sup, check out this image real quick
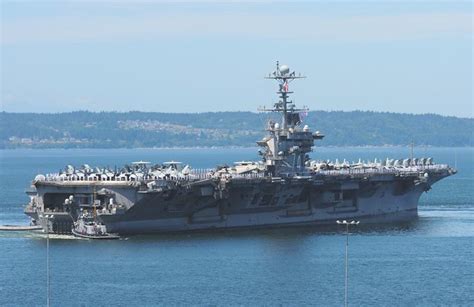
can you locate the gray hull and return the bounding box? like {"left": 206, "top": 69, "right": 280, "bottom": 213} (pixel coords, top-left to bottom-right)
{"left": 102, "top": 184, "right": 423, "bottom": 234}
{"left": 25, "top": 165, "right": 453, "bottom": 235}
{"left": 106, "top": 208, "right": 419, "bottom": 234}
{"left": 26, "top": 165, "right": 454, "bottom": 235}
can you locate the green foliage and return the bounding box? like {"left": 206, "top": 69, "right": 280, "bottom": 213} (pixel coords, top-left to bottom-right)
{"left": 0, "top": 111, "right": 472, "bottom": 148}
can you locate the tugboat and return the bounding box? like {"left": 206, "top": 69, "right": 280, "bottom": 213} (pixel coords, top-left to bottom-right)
{"left": 72, "top": 210, "right": 120, "bottom": 239}
{"left": 71, "top": 188, "right": 120, "bottom": 239}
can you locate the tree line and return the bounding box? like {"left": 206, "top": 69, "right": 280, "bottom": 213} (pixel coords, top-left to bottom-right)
{"left": 1, "top": 110, "right": 472, "bottom": 148}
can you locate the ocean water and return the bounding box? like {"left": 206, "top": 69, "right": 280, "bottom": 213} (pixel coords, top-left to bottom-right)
{"left": 0, "top": 147, "right": 472, "bottom": 306}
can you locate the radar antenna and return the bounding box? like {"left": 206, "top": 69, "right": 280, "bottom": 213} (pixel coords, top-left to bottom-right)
{"left": 261, "top": 61, "right": 307, "bottom": 130}
{"left": 257, "top": 62, "right": 323, "bottom": 176}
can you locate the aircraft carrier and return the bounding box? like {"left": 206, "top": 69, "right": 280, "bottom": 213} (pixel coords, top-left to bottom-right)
{"left": 24, "top": 62, "right": 456, "bottom": 235}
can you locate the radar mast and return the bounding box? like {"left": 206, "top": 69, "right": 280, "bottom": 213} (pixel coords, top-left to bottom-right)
{"left": 258, "top": 61, "right": 324, "bottom": 176}
{"left": 261, "top": 61, "right": 307, "bottom": 130}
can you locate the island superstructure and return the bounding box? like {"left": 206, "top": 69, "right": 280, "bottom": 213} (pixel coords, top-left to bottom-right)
{"left": 24, "top": 62, "right": 456, "bottom": 235}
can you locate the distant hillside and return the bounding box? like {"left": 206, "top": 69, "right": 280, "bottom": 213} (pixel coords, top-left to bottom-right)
{"left": 0, "top": 111, "right": 472, "bottom": 148}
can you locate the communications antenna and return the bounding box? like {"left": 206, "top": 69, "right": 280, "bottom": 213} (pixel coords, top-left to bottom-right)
{"left": 260, "top": 61, "right": 308, "bottom": 130}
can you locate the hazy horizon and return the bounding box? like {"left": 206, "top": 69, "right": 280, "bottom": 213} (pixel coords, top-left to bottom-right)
{"left": 1, "top": 108, "right": 473, "bottom": 120}
{"left": 2, "top": 1, "right": 472, "bottom": 117}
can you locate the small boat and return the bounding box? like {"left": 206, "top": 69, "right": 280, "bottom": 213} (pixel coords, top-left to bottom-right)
{"left": 0, "top": 224, "right": 43, "bottom": 231}
{"left": 72, "top": 214, "right": 120, "bottom": 240}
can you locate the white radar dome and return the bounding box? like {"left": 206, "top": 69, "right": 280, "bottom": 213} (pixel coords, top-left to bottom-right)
{"left": 34, "top": 174, "right": 46, "bottom": 181}
{"left": 279, "top": 65, "right": 290, "bottom": 75}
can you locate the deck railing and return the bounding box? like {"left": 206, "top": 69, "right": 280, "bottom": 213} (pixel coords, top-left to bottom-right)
{"left": 38, "top": 164, "right": 450, "bottom": 183}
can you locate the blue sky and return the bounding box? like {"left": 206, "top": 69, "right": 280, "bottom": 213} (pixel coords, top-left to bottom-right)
{"left": 1, "top": 1, "right": 472, "bottom": 117}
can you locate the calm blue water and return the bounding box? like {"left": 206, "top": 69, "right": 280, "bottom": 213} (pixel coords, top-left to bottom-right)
{"left": 0, "top": 147, "right": 473, "bottom": 306}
